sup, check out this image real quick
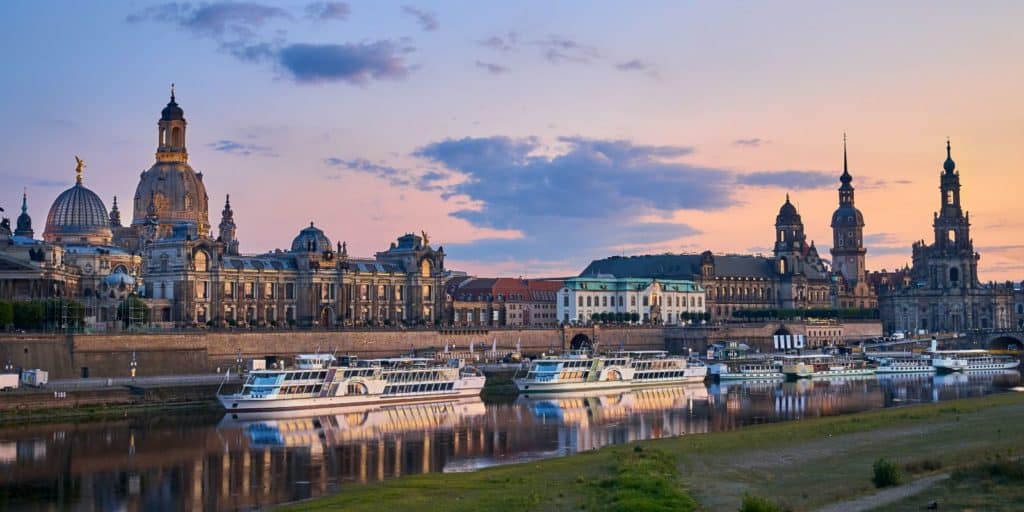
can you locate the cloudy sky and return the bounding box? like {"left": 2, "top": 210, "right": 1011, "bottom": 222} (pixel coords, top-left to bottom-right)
{"left": 2, "top": 1, "right": 1022, "bottom": 280}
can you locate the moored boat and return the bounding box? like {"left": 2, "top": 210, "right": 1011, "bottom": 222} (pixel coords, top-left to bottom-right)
{"left": 513, "top": 350, "right": 706, "bottom": 393}
{"left": 867, "top": 352, "right": 936, "bottom": 374}
{"left": 218, "top": 354, "right": 486, "bottom": 413}
{"left": 712, "top": 359, "right": 784, "bottom": 380}
{"left": 780, "top": 354, "right": 876, "bottom": 379}
{"left": 931, "top": 350, "right": 1020, "bottom": 373}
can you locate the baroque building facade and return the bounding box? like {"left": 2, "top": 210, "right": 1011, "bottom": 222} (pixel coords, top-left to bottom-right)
{"left": 557, "top": 276, "right": 705, "bottom": 325}
{"left": 581, "top": 142, "right": 875, "bottom": 320}
{"left": 876, "top": 141, "right": 1014, "bottom": 333}
{"left": 1, "top": 89, "right": 449, "bottom": 329}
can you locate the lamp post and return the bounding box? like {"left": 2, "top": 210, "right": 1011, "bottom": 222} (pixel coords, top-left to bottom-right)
{"left": 130, "top": 350, "right": 138, "bottom": 381}
{"left": 235, "top": 347, "right": 243, "bottom": 377}
{"left": 4, "top": 359, "right": 12, "bottom": 373}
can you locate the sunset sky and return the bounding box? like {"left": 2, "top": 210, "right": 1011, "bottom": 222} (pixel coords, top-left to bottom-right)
{"left": 2, "top": 1, "right": 1022, "bottom": 281}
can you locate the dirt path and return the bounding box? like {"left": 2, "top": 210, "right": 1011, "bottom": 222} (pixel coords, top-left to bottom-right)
{"left": 814, "top": 473, "right": 948, "bottom": 512}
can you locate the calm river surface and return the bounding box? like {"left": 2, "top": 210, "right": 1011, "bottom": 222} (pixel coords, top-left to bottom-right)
{"left": 1, "top": 371, "right": 1020, "bottom": 511}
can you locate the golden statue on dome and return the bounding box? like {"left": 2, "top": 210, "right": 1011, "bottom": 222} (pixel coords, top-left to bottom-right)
{"left": 74, "top": 155, "right": 85, "bottom": 183}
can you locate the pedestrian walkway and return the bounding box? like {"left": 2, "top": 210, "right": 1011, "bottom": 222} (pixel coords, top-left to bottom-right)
{"left": 48, "top": 373, "right": 238, "bottom": 390}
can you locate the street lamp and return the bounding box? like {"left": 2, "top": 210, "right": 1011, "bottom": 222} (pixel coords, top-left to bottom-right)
{"left": 235, "top": 347, "right": 243, "bottom": 377}
{"left": 4, "top": 360, "right": 12, "bottom": 373}
{"left": 130, "top": 350, "right": 138, "bottom": 381}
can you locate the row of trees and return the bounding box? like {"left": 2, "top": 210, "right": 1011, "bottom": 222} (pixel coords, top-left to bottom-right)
{"left": 0, "top": 296, "right": 151, "bottom": 330}
{"left": 731, "top": 307, "right": 880, "bottom": 321}
{"left": 588, "top": 311, "right": 712, "bottom": 324}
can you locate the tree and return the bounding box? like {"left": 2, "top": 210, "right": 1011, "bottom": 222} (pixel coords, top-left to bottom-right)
{"left": 591, "top": 312, "right": 600, "bottom": 323}
{"left": 614, "top": 312, "right": 625, "bottom": 323}
{"left": 13, "top": 301, "right": 44, "bottom": 329}
{"left": 630, "top": 312, "right": 640, "bottom": 323}
{"left": 0, "top": 301, "right": 12, "bottom": 328}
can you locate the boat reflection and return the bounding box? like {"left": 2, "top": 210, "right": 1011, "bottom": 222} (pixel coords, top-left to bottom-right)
{"left": 220, "top": 397, "right": 487, "bottom": 449}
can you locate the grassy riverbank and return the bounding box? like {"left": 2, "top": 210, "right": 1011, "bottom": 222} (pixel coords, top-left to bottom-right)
{"left": 280, "top": 391, "right": 1024, "bottom": 512}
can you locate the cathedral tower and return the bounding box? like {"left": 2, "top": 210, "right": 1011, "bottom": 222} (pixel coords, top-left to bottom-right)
{"left": 830, "top": 136, "right": 866, "bottom": 284}
{"left": 774, "top": 194, "right": 806, "bottom": 275}
{"left": 929, "top": 140, "right": 977, "bottom": 288}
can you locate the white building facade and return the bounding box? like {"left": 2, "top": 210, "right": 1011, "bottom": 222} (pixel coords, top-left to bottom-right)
{"left": 557, "top": 277, "right": 705, "bottom": 326}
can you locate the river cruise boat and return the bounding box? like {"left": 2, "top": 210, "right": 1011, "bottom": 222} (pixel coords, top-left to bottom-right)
{"left": 218, "top": 354, "right": 486, "bottom": 413}
{"left": 931, "top": 350, "right": 1020, "bottom": 373}
{"left": 867, "top": 352, "right": 936, "bottom": 374}
{"left": 514, "top": 350, "right": 706, "bottom": 393}
{"left": 709, "top": 358, "right": 784, "bottom": 381}
{"left": 780, "top": 354, "right": 876, "bottom": 380}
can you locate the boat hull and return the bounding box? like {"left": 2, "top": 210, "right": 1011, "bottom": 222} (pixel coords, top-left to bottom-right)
{"left": 784, "top": 368, "right": 875, "bottom": 380}
{"left": 717, "top": 372, "right": 784, "bottom": 381}
{"left": 218, "top": 378, "right": 485, "bottom": 413}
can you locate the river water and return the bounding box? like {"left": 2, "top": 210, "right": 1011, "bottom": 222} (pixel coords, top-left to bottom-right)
{"left": 0, "top": 371, "right": 1019, "bottom": 511}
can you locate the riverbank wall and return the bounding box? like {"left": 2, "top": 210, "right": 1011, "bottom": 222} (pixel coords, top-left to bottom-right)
{"left": 0, "top": 321, "right": 882, "bottom": 379}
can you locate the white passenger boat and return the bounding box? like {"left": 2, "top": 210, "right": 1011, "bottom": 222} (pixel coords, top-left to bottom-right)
{"left": 868, "top": 353, "right": 936, "bottom": 374}
{"left": 780, "top": 354, "right": 876, "bottom": 379}
{"left": 218, "top": 354, "right": 486, "bottom": 413}
{"left": 513, "top": 350, "right": 707, "bottom": 393}
{"left": 931, "top": 350, "right": 1020, "bottom": 373}
{"left": 711, "top": 359, "right": 784, "bottom": 381}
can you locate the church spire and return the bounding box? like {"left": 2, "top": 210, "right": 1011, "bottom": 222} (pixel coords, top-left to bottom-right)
{"left": 219, "top": 194, "right": 239, "bottom": 255}
{"left": 943, "top": 137, "right": 956, "bottom": 173}
{"left": 14, "top": 188, "right": 33, "bottom": 238}
{"left": 109, "top": 196, "right": 122, "bottom": 228}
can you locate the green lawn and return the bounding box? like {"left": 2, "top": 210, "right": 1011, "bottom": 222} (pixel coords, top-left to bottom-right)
{"left": 279, "top": 391, "right": 1024, "bottom": 512}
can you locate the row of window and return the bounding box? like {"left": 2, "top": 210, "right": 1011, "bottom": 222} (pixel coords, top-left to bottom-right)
{"left": 383, "top": 382, "right": 454, "bottom": 394}
{"left": 278, "top": 384, "right": 323, "bottom": 395}
{"left": 571, "top": 294, "right": 704, "bottom": 308}
{"left": 635, "top": 370, "right": 688, "bottom": 380}
{"left": 286, "top": 371, "right": 328, "bottom": 381}
{"left": 382, "top": 370, "right": 450, "bottom": 382}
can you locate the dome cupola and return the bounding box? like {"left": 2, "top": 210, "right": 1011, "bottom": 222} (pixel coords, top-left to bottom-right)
{"left": 775, "top": 194, "right": 801, "bottom": 225}
{"left": 132, "top": 86, "right": 211, "bottom": 238}
{"left": 44, "top": 157, "right": 112, "bottom": 245}
{"left": 291, "top": 222, "right": 332, "bottom": 253}
{"left": 161, "top": 84, "right": 184, "bottom": 121}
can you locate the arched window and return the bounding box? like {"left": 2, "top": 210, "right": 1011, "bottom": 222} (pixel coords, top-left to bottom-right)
{"left": 779, "top": 258, "right": 788, "bottom": 274}
{"left": 171, "top": 126, "right": 183, "bottom": 147}
{"left": 949, "top": 267, "right": 959, "bottom": 284}
{"left": 420, "top": 259, "right": 432, "bottom": 277}
{"left": 194, "top": 251, "right": 208, "bottom": 272}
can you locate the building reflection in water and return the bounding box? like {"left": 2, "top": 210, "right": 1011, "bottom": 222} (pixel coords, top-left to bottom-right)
{"left": 0, "top": 373, "right": 1018, "bottom": 511}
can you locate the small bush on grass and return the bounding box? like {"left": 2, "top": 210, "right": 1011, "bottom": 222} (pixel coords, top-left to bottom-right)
{"left": 872, "top": 458, "right": 902, "bottom": 488}
{"left": 738, "top": 493, "right": 791, "bottom": 512}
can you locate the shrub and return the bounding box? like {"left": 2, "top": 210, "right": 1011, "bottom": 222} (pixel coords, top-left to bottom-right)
{"left": 738, "top": 493, "right": 789, "bottom": 512}
{"left": 872, "top": 458, "right": 902, "bottom": 488}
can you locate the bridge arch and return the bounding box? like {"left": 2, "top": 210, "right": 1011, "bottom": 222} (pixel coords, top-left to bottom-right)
{"left": 570, "top": 333, "right": 592, "bottom": 350}
{"left": 987, "top": 335, "right": 1023, "bottom": 351}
